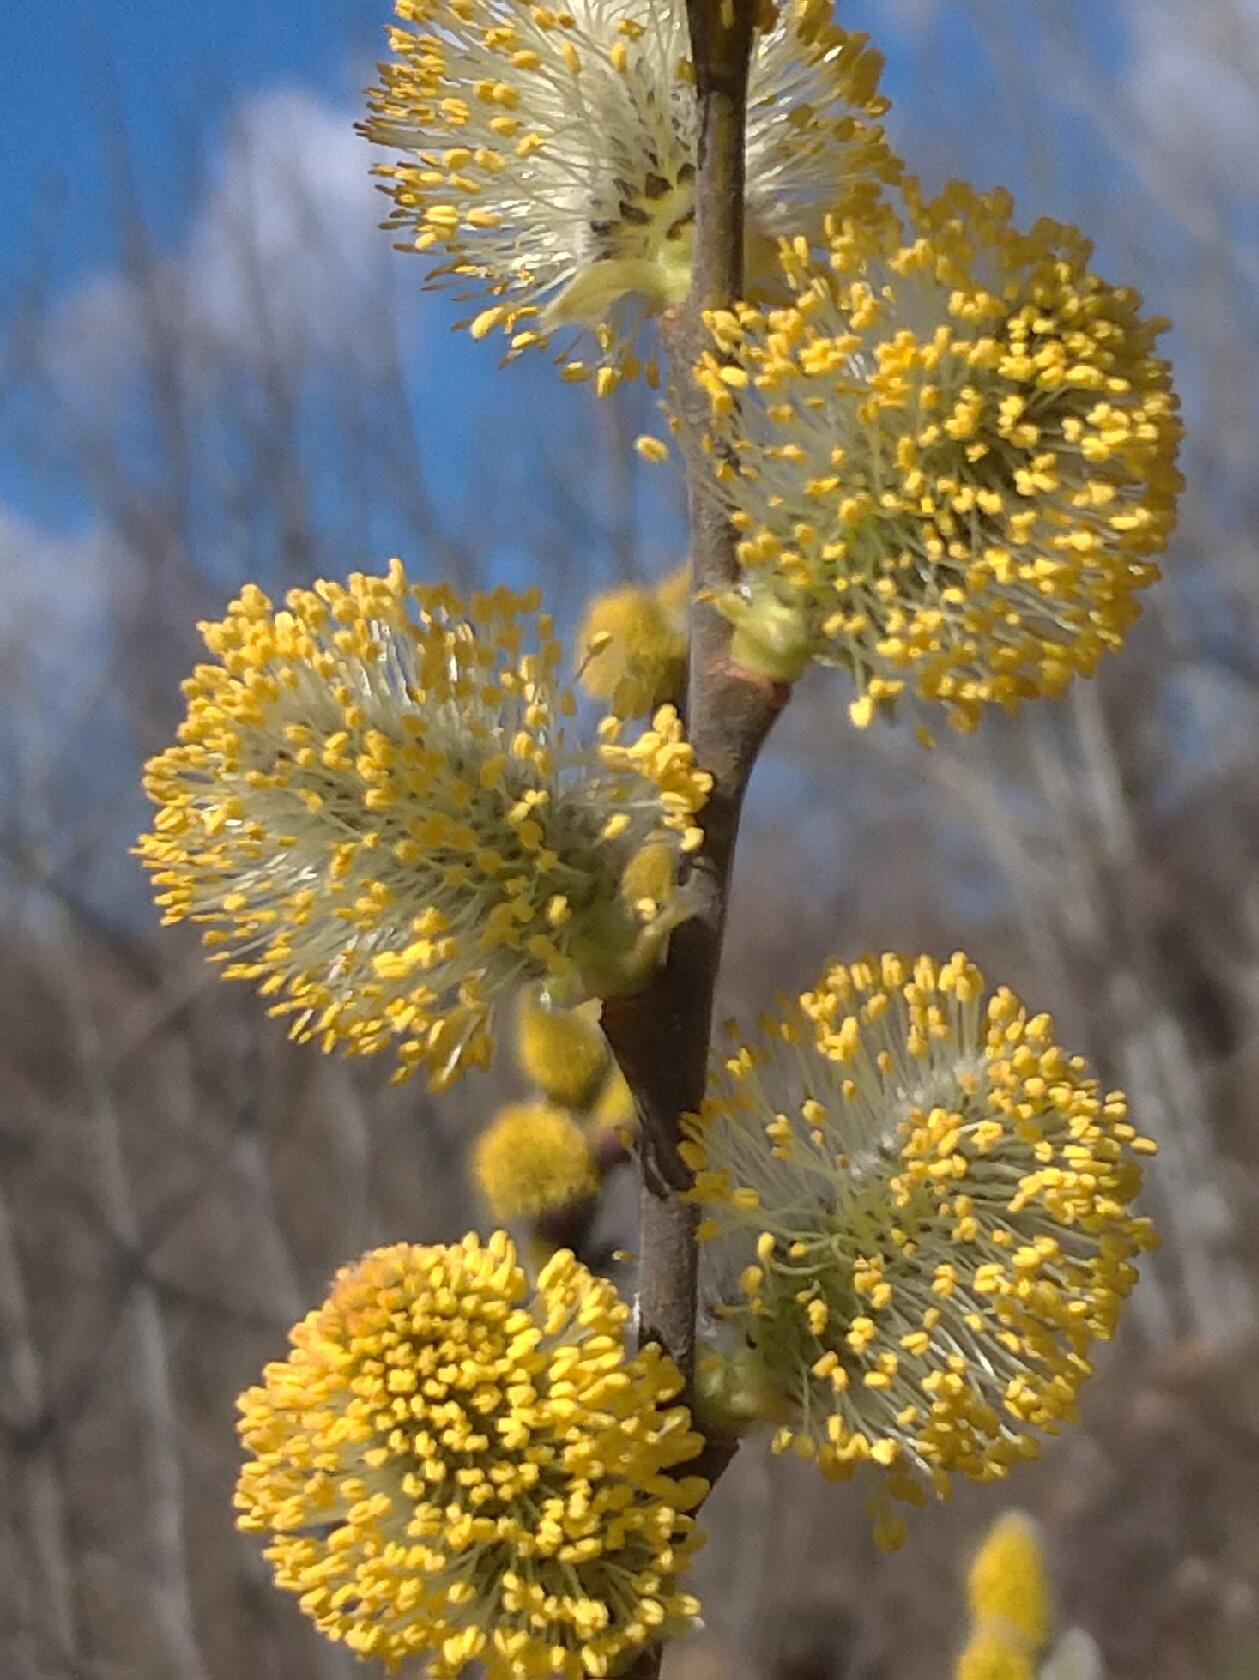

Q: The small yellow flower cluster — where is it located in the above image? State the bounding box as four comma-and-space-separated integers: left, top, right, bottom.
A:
579, 563, 690, 719
236, 1233, 707, 1677
472, 990, 634, 1225
957, 1637, 1038, 1680
474, 1100, 600, 1220
681, 953, 1157, 1530
516, 992, 610, 1108
598, 708, 708, 859
956, 1511, 1105, 1680
362, 0, 897, 385
967, 1512, 1052, 1653
514, 987, 634, 1145
137, 562, 708, 1088
697, 183, 1183, 732
591, 1061, 634, 1135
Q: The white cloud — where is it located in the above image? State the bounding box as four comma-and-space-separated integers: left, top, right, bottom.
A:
0, 505, 123, 642
45, 85, 393, 402
0, 505, 131, 717
184, 86, 391, 359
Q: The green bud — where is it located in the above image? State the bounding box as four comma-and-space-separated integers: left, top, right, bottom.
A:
716, 587, 813, 683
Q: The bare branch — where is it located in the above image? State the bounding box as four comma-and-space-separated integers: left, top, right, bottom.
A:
605, 14, 786, 1678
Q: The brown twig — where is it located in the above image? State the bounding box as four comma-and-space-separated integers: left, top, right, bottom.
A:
603, 3, 787, 1672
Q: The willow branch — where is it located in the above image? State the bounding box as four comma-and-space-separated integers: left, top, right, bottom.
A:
603, 0, 784, 1461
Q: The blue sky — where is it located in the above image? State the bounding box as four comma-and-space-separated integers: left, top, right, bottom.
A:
1, 1, 1253, 544
3, 0, 1254, 921
1, 0, 372, 298
0, 0, 1174, 353
0, 0, 1051, 315
0, 1, 1062, 540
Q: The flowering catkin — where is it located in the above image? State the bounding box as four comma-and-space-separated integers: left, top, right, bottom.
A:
967, 1512, 1052, 1654
955, 1634, 1038, 1680
236, 1233, 707, 1676
362, 0, 897, 389
697, 183, 1182, 732
578, 579, 687, 720
515, 989, 610, 1107
682, 952, 1157, 1533
474, 1100, 600, 1218
137, 562, 708, 1087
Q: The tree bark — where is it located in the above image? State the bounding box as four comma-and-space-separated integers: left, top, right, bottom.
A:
603, 4, 786, 1672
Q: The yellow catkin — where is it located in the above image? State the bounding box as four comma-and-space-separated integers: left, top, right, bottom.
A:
955, 1630, 1038, 1680
697, 181, 1182, 728
473, 1100, 600, 1219
362, 0, 898, 384
683, 952, 1157, 1538
515, 990, 609, 1107
620, 839, 679, 914
235, 1233, 708, 1678
968, 1513, 1053, 1654
654, 562, 692, 629
590, 1064, 635, 1139
136, 562, 708, 1089
578, 585, 687, 719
